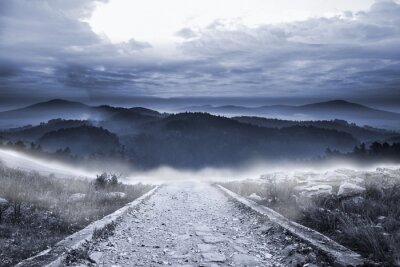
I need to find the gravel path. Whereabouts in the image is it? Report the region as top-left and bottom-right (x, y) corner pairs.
(71, 182), (324, 267)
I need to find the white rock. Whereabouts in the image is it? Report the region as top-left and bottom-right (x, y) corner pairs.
(335, 168), (357, 176)
(337, 183), (366, 197)
(299, 185), (332, 198)
(232, 254), (259, 266)
(194, 225), (211, 232)
(195, 231), (212, 236)
(233, 245), (247, 253)
(264, 252), (273, 259)
(202, 252), (226, 262)
(248, 193), (264, 202)
(198, 244), (215, 252)
(0, 197), (8, 205)
(202, 236), (225, 244)
(89, 251), (103, 263)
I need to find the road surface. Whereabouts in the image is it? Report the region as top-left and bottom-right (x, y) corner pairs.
(69, 182), (323, 267)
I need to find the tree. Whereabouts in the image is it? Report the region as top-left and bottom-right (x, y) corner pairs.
(63, 147), (71, 155)
(110, 174), (119, 187)
(14, 140), (26, 150)
(353, 143), (366, 156)
(370, 142), (382, 155)
(56, 147), (71, 156)
(30, 142), (36, 150)
(95, 172), (108, 190)
(325, 148), (340, 157)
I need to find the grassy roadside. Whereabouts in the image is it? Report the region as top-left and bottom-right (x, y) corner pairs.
(220, 169), (400, 266)
(0, 163), (153, 267)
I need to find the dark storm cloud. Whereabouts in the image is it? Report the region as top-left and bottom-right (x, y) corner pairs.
(0, 0), (400, 106)
(0, 62), (20, 77)
(175, 1), (400, 99)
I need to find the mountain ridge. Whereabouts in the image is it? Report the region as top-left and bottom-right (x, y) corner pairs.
(179, 99), (400, 130)
(1, 98), (399, 130)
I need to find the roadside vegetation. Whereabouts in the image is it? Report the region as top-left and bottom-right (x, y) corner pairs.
(326, 142), (400, 163)
(0, 163), (153, 267)
(220, 169), (400, 266)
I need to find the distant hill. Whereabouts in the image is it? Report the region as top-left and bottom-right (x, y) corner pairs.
(1, 99), (398, 169)
(2, 99), (90, 117)
(27, 99), (88, 109)
(299, 100), (368, 110)
(181, 100), (400, 130)
(297, 100), (400, 119)
(0, 99), (164, 129)
(120, 112), (358, 168)
(0, 99), (92, 128)
(3, 98), (399, 130)
(99, 107), (165, 135)
(37, 125), (122, 156)
(232, 117), (396, 142)
(1, 119), (90, 141)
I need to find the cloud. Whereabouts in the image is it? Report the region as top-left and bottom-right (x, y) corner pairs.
(0, 62), (20, 77)
(117, 39), (152, 54)
(0, 0), (399, 105)
(175, 0), (400, 98)
(175, 28), (198, 39)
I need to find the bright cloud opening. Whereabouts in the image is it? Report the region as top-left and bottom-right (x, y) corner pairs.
(88, 0), (375, 45)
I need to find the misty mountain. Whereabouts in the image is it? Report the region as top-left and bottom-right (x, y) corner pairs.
(2, 98), (399, 131)
(120, 113), (358, 168)
(3, 99), (400, 169)
(297, 100), (400, 119)
(232, 117), (396, 143)
(3, 112), (359, 169)
(98, 107), (165, 135)
(182, 100), (400, 130)
(0, 99), (166, 129)
(0, 99), (91, 128)
(37, 125), (122, 156)
(0, 119), (90, 141)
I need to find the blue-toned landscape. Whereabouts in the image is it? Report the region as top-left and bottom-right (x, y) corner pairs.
(1, 1), (400, 266)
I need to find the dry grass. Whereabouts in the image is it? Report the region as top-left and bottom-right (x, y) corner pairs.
(221, 172), (400, 266)
(0, 163), (153, 267)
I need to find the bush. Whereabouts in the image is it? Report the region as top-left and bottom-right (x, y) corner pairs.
(94, 173), (121, 190)
(95, 173), (108, 190)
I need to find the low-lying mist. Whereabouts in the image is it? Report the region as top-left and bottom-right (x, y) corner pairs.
(2, 147), (399, 185)
(124, 160), (400, 184)
(0, 148), (94, 178)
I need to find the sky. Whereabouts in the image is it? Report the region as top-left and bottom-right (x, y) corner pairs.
(0, 0), (400, 109)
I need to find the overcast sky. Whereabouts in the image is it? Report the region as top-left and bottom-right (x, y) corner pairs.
(0, 0), (400, 108)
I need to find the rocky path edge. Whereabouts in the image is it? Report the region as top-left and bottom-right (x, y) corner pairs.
(216, 184), (365, 267)
(15, 186), (161, 267)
